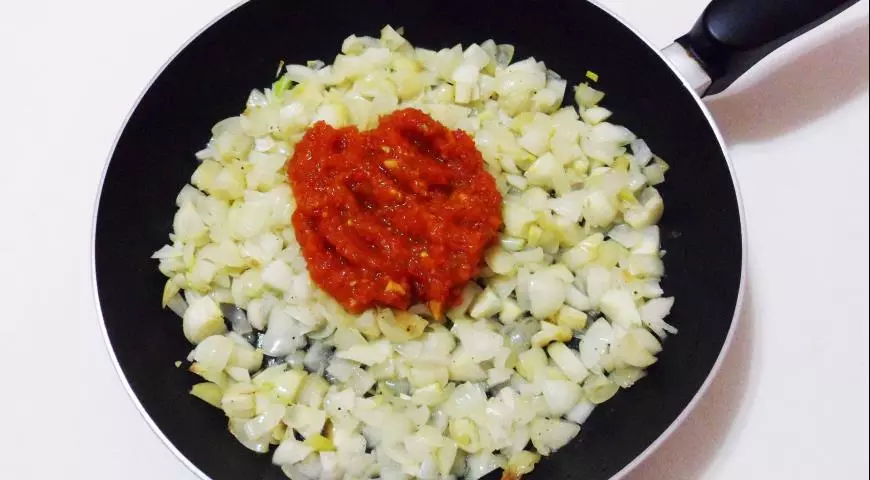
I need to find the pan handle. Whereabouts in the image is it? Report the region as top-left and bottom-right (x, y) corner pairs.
(667, 0), (861, 96)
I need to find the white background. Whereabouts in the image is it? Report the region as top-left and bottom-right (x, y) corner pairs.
(0, 0), (867, 478)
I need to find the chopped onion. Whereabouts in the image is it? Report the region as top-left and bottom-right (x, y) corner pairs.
(161, 27), (678, 480)
(335, 339), (391, 366)
(599, 289), (641, 328)
(640, 296), (676, 338)
(261, 307), (308, 356)
(579, 319), (614, 372)
(192, 335), (234, 372)
(465, 452), (505, 479)
(528, 269), (565, 319)
(190, 382), (222, 408)
(273, 438), (314, 466)
(183, 296), (226, 344)
(583, 375), (619, 404)
(529, 418), (579, 455)
(547, 342), (589, 383)
(286, 404), (327, 438)
(566, 400), (595, 425)
(230, 419), (271, 453)
(244, 403), (285, 440)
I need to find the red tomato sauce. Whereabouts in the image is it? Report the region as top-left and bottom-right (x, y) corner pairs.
(288, 108), (502, 318)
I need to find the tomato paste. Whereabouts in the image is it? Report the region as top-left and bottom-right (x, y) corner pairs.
(288, 108), (502, 318)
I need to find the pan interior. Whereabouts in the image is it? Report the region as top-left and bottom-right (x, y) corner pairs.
(94, 1), (742, 478)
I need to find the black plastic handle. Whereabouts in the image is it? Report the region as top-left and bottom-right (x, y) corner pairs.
(677, 0), (861, 96)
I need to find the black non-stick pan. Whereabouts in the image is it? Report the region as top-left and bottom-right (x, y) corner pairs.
(93, 0), (859, 478)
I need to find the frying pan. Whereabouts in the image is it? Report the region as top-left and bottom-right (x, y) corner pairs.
(92, 0), (859, 478)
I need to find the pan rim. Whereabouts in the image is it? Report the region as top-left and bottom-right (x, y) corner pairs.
(89, 1), (748, 479)
(588, 3), (748, 479)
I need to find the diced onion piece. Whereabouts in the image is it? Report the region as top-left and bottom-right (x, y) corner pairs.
(624, 187), (664, 229)
(583, 375), (619, 404)
(226, 366), (251, 383)
(580, 106), (612, 125)
(468, 289), (502, 319)
(531, 321), (572, 348)
(555, 305), (587, 330)
(542, 379), (583, 416)
(610, 337), (655, 369)
(565, 285), (592, 311)
(528, 269), (566, 319)
(192, 335), (234, 372)
(465, 452), (505, 480)
(304, 434), (336, 452)
(296, 375), (329, 409)
(516, 348), (548, 382)
(452, 320), (504, 363)
(561, 233), (603, 269)
(230, 419), (270, 453)
(499, 298), (522, 324)
(505, 450), (541, 478)
(228, 343), (264, 371)
(485, 248), (517, 275)
(412, 383), (447, 406)
(244, 403), (285, 440)
(640, 296), (676, 337)
(446, 282), (484, 321)
(629, 326), (663, 354)
(183, 296), (226, 344)
(222, 383), (256, 419)
(547, 342), (589, 383)
(448, 417), (481, 453)
(162, 278), (182, 308)
(529, 418), (580, 455)
(566, 400), (595, 425)
(584, 266), (612, 306)
(436, 439), (458, 475)
(610, 367), (647, 388)
(262, 260), (295, 294)
(579, 319), (614, 372)
(548, 190), (587, 223)
(583, 191), (617, 228)
(335, 339), (392, 366)
(500, 236), (526, 252)
(574, 82), (605, 107)
(273, 438), (314, 466)
(525, 153), (562, 189)
(599, 289), (641, 328)
(274, 369), (308, 404)
(409, 365), (449, 388)
(630, 139), (653, 166)
(377, 309), (427, 343)
(286, 404), (327, 438)
(190, 382), (223, 408)
(504, 201), (536, 237)
(173, 201), (208, 243)
(627, 254), (665, 277)
(513, 247), (544, 265)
